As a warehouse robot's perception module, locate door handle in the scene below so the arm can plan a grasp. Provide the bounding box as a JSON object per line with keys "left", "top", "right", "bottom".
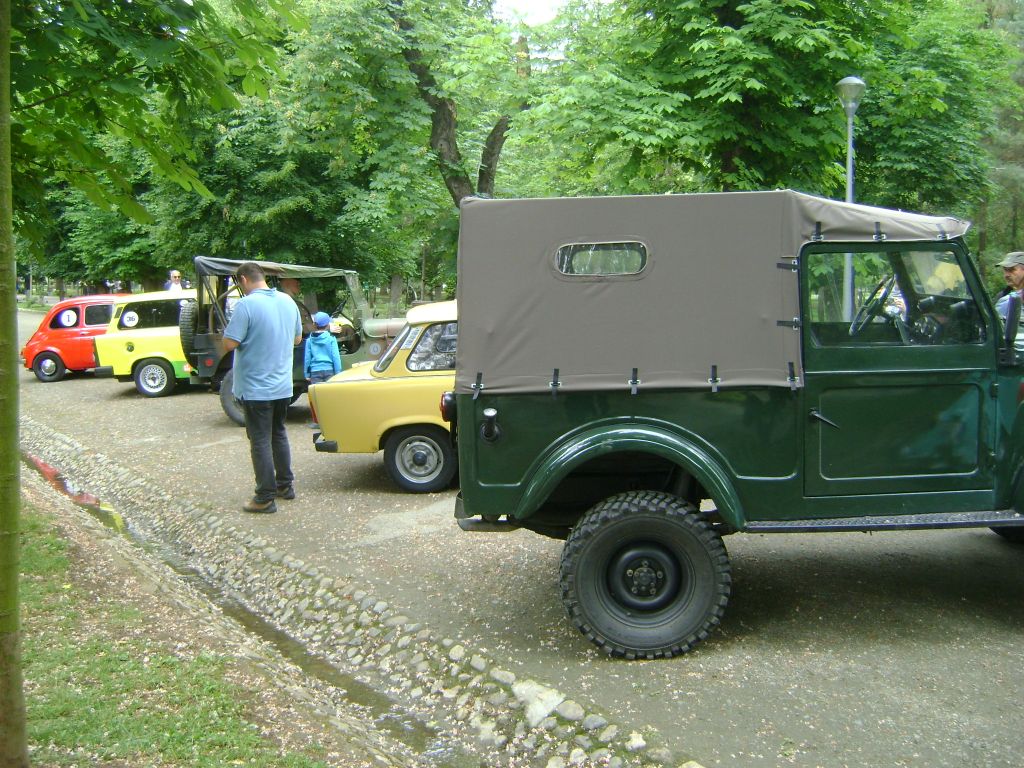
{"left": 809, "top": 409, "right": 840, "bottom": 429}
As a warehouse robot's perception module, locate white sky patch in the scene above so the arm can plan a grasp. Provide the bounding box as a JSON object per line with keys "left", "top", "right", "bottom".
{"left": 492, "top": 0, "right": 565, "bottom": 26}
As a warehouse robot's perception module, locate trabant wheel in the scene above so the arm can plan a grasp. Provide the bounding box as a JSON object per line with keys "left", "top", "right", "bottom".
{"left": 383, "top": 425, "right": 456, "bottom": 493}
{"left": 219, "top": 368, "right": 246, "bottom": 427}
{"left": 560, "top": 491, "right": 731, "bottom": 659}
{"left": 32, "top": 352, "right": 66, "bottom": 383}
{"left": 991, "top": 526, "right": 1024, "bottom": 543}
{"left": 134, "top": 358, "right": 174, "bottom": 398}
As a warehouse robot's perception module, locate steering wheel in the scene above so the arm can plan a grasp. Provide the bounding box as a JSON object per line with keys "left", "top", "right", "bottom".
{"left": 849, "top": 275, "right": 897, "bottom": 337}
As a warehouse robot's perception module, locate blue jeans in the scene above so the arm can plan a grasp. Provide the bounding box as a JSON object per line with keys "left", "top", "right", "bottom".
{"left": 309, "top": 370, "right": 334, "bottom": 385}
{"left": 243, "top": 397, "right": 293, "bottom": 502}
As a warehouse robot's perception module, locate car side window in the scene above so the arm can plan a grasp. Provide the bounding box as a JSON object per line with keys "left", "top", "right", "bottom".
{"left": 50, "top": 307, "right": 80, "bottom": 329}
{"left": 556, "top": 242, "right": 647, "bottom": 276}
{"left": 407, "top": 322, "right": 458, "bottom": 372}
{"left": 84, "top": 304, "right": 114, "bottom": 326}
{"left": 118, "top": 299, "right": 186, "bottom": 330}
{"left": 806, "top": 249, "right": 985, "bottom": 347}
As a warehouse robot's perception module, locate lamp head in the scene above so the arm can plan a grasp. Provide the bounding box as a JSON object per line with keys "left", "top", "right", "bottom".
{"left": 835, "top": 76, "right": 866, "bottom": 119}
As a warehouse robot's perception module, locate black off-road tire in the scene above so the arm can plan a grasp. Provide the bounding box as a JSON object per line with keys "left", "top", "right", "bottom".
{"left": 32, "top": 352, "right": 66, "bottom": 382}
{"left": 178, "top": 298, "right": 198, "bottom": 357}
{"left": 560, "top": 491, "right": 731, "bottom": 659}
{"left": 219, "top": 369, "right": 246, "bottom": 426}
{"left": 134, "top": 358, "right": 175, "bottom": 398}
{"left": 383, "top": 425, "right": 457, "bottom": 493}
{"left": 991, "top": 526, "right": 1024, "bottom": 544}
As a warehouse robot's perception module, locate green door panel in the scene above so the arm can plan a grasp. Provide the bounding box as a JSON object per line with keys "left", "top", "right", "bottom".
{"left": 806, "top": 379, "right": 986, "bottom": 495}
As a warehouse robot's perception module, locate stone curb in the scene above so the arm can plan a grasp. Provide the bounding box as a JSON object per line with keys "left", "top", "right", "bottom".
{"left": 20, "top": 414, "right": 701, "bottom": 768}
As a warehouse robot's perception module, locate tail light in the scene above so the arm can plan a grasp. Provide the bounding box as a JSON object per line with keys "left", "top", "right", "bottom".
{"left": 440, "top": 391, "right": 457, "bottom": 424}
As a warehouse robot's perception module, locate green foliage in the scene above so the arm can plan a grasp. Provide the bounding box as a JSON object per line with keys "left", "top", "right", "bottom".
{"left": 12, "top": 0, "right": 297, "bottom": 252}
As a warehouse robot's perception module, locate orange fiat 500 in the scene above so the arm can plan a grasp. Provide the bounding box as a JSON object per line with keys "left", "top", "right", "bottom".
{"left": 21, "top": 294, "right": 124, "bottom": 382}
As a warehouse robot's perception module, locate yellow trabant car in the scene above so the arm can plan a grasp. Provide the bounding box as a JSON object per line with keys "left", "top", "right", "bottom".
{"left": 94, "top": 289, "right": 195, "bottom": 397}
{"left": 309, "top": 300, "right": 457, "bottom": 492}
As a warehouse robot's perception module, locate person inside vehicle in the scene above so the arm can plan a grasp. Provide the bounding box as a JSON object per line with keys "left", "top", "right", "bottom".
{"left": 995, "top": 251, "right": 1024, "bottom": 321}
{"left": 279, "top": 277, "right": 315, "bottom": 335}
{"left": 164, "top": 270, "right": 184, "bottom": 291}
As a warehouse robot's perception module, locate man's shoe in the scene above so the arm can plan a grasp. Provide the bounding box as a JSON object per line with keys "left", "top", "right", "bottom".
{"left": 276, "top": 485, "right": 295, "bottom": 500}
{"left": 243, "top": 498, "right": 277, "bottom": 514}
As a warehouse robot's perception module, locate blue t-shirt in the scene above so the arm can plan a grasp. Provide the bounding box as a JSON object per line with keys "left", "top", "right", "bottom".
{"left": 224, "top": 288, "right": 301, "bottom": 401}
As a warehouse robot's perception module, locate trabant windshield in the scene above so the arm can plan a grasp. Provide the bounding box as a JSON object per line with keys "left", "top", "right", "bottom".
{"left": 374, "top": 323, "right": 416, "bottom": 373}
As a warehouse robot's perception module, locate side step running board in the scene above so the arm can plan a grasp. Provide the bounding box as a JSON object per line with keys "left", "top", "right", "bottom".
{"left": 746, "top": 509, "right": 1024, "bottom": 534}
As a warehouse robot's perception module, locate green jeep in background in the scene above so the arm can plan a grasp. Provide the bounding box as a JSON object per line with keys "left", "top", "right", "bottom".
{"left": 447, "top": 190, "right": 1024, "bottom": 660}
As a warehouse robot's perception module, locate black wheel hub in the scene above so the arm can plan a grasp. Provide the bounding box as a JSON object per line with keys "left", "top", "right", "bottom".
{"left": 412, "top": 450, "right": 428, "bottom": 467}
{"left": 607, "top": 544, "right": 682, "bottom": 612}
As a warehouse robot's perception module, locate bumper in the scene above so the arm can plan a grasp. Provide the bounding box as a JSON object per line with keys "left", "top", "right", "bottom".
{"left": 93, "top": 366, "right": 114, "bottom": 378}
{"left": 313, "top": 432, "right": 338, "bottom": 453}
{"left": 454, "top": 493, "right": 519, "bottom": 532}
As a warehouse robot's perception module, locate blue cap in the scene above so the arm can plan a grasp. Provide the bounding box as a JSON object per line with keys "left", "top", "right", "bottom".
{"left": 313, "top": 311, "right": 331, "bottom": 328}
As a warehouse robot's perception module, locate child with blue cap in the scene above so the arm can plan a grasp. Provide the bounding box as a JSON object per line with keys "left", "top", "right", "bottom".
{"left": 304, "top": 312, "right": 343, "bottom": 427}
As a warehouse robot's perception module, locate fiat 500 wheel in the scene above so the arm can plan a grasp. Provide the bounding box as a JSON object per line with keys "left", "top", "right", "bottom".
{"left": 383, "top": 426, "right": 457, "bottom": 493}
{"left": 134, "top": 358, "right": 174, "bottom": 397}
{"left": 560, "top": 491, "right": 731, "bottom": 659}
{"left": 32, "top": 352, "right": 66, "bottom": 383}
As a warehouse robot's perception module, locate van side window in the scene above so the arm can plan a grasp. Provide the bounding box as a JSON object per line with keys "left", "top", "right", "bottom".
{"left": 806, "top": 249, "right": 985, "bottom": 347}
{"left": 118, "top": 299, "right": 187, "bottom": 330}
{"left": 556, "top": 242, "right": 647, "bottom": 276}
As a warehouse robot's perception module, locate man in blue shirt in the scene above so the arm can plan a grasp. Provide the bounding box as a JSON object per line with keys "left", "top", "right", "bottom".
{"left": 223, "top": 262, "right": 302, "bottom": 513}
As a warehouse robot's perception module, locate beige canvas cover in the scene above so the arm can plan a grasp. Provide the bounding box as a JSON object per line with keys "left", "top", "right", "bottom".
{"left": 455, "top": 190, "right": 969, "bottom": 395}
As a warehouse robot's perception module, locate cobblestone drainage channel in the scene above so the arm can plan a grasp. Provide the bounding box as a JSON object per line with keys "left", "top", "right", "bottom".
{"left": 20, "top": 413, "right": 698, "bottom": 768}
{"left": 23, "top": 452, "right": 464, "bottom": 766}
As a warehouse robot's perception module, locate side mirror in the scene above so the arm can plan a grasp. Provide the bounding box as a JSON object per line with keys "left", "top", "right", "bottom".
{"left": 1004, "top": 293, "right": 1021, "bottom": 349}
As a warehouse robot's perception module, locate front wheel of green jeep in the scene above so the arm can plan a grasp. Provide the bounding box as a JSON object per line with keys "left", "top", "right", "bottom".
{"left": 560, "top": 491, "right": 731, "bottom": 659}
{"left": 991, "top": 526, "right": 1024, "bottom": 543}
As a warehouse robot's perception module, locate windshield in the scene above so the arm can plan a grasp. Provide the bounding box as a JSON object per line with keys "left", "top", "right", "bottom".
{"left": 374, "top": 323, "right": 416, "bottom": 373}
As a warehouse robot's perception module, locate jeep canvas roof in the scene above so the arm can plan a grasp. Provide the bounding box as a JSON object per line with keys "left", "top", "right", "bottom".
{"left": 455, "top": 190, "right": 969, "bottom": 395}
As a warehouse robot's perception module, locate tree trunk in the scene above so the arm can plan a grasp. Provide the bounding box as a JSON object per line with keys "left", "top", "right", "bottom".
{"left": 0, "top": 0, "right": 29, "bottom": 763}
{"left": 477, "top": 115, "right": 510, "bottom": 198}
{"left": 391, "top": 5, "right": 474, "bottom": 206}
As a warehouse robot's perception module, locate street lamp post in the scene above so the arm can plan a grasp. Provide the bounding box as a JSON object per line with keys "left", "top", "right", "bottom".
{"left": 836, "top": 76, "right": 866, "bottom": 321}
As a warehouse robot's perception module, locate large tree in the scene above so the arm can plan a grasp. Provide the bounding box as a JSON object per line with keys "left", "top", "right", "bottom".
{"left": 2, "top": 2, "right": 298, "bottom": 763}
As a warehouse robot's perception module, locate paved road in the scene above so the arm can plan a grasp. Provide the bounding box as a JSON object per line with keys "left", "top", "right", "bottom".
{"left": 17, "top": 309, "right": 1024, "bottom": 767}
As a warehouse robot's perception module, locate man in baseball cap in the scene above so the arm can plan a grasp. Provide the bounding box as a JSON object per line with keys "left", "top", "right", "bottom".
{"left": 996, "top": 251, "right": 1024, "bottom": 320}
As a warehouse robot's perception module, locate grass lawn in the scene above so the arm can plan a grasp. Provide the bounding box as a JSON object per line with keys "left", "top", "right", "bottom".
{"left": 19, "top": 495, "right": 332, "bottom": 768}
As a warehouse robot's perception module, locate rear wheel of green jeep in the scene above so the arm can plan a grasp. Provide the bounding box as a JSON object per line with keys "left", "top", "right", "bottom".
{"left": 560, "top": 491, "right": 731, "bottom": 659}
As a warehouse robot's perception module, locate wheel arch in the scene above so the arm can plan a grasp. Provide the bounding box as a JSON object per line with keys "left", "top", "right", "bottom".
{"left": 513, "top": 424, "right": 746, "bottom": 530}
{"left": 378, "top": 418, "right": 452, "bottom": 451}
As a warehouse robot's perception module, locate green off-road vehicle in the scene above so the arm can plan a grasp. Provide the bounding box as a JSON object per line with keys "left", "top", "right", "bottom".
{"left": 446, "top": 190, "right": 1024, "bottom": 659}
{"left": 181, "top": 256, "right": 404, "bottom": 425}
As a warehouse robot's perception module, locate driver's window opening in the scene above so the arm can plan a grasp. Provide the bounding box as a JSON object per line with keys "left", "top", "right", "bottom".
{"left": 807, "top": 249, "right": 986, "bottom": 347}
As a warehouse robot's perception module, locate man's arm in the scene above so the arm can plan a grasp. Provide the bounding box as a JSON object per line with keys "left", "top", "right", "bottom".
{"left": 223, "top": 337, "right": 240, "bottom": 352}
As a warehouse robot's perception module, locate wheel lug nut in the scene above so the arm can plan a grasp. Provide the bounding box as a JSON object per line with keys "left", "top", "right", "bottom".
{"left": 626, "top": 569, "right": 633, "bottom": 577}
{"left": 641, "top": 560, "right": 649, "bottom": 567}
{"left": 649, "top": 588, "right": 656, "bottom": 595}
{"left": 631, "top": 587, "right": 638, "bottom": 594}
{"left": 657, "top": 572, "right": 663, "bottom": 579}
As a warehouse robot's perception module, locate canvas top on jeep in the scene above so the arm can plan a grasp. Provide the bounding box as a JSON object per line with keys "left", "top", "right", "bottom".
{"left": 455, "top": 190, "right": 969, "bottom": 396}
